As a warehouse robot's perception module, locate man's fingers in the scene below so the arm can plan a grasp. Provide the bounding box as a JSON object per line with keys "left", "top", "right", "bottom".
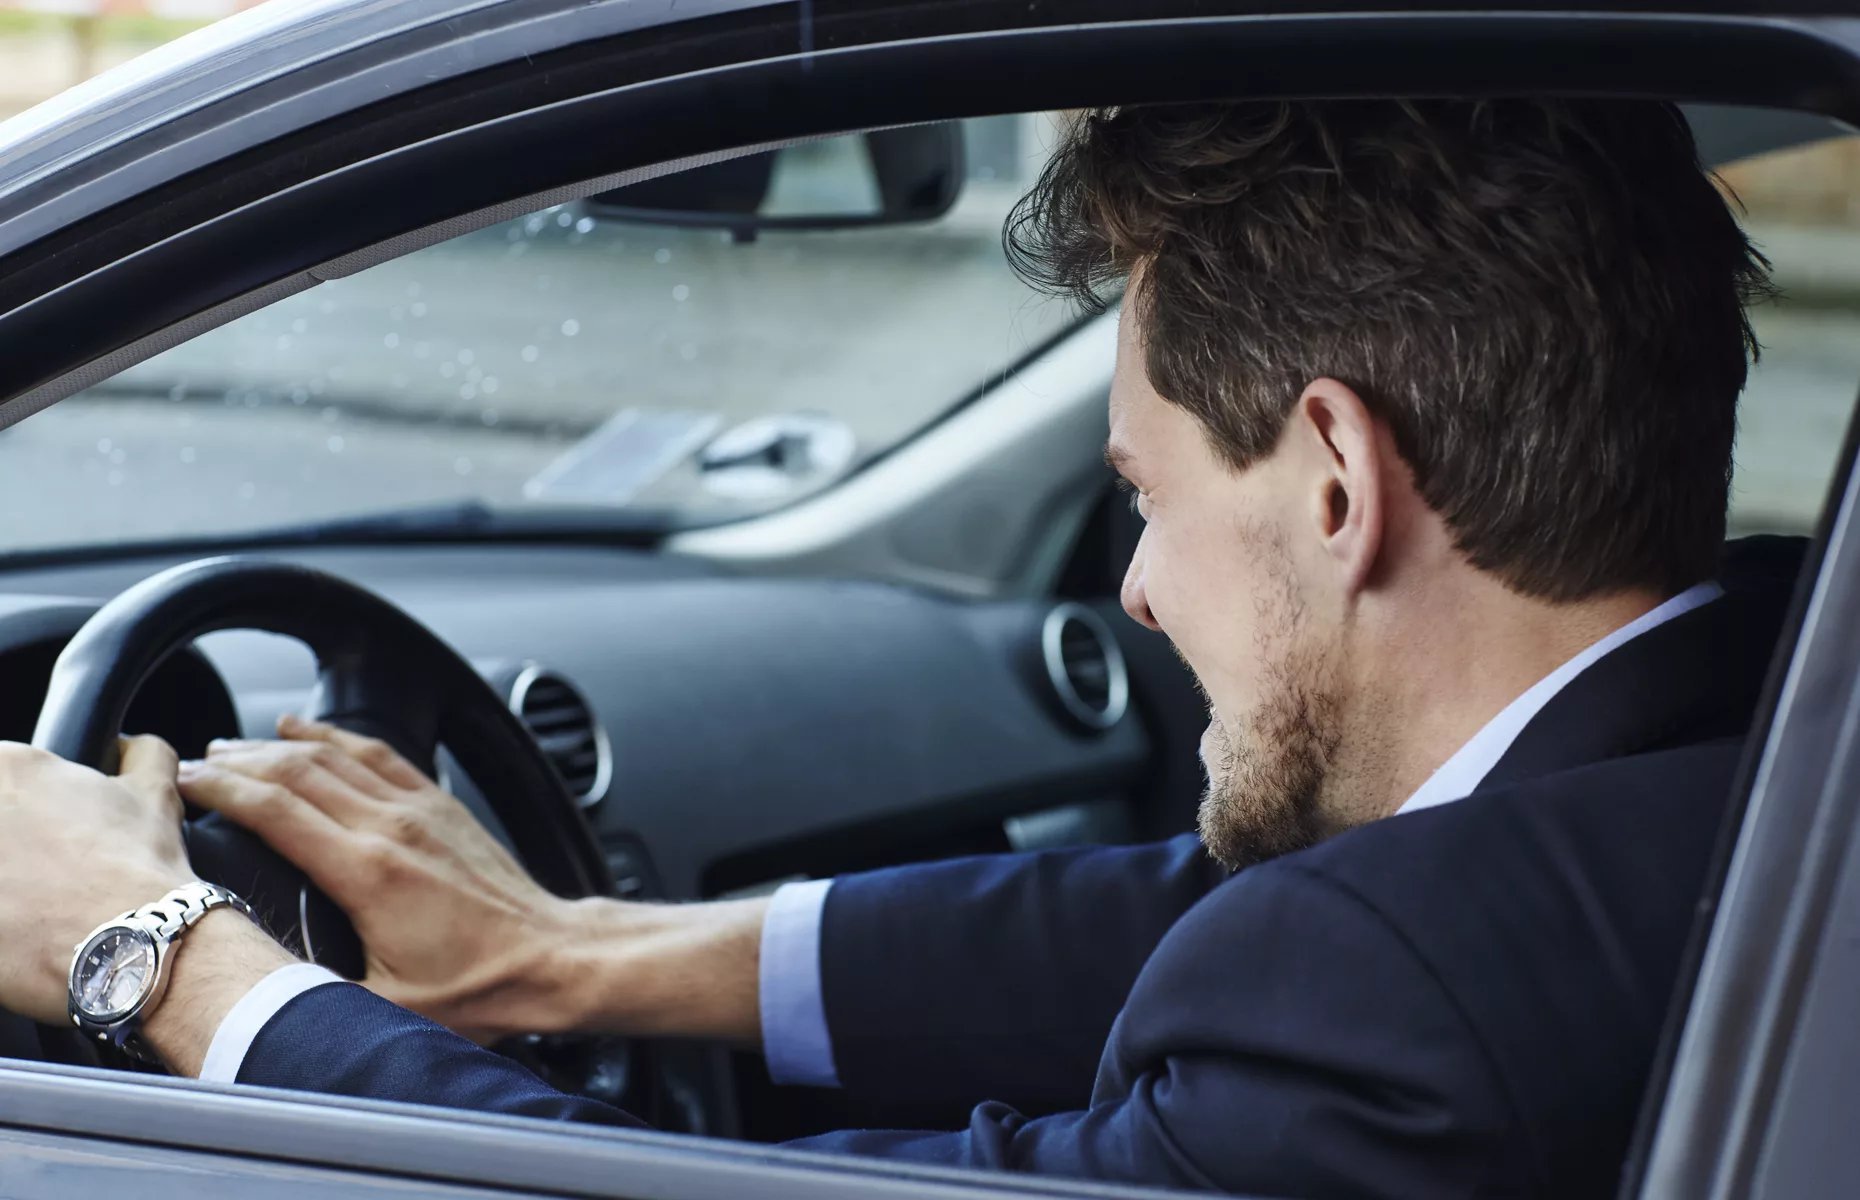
{"left": 118, "top": 734, "right": 179, "bottom": 784}
{"left": 117, "top": 735, "right": 182, "bottom": 822}
{"left": 197, "top": 744, "right": 381, "bottom": 826}
{"left": 176, "top": 763, "right": 364, "bottom": 898}
{"left": 207, "top": 732, "right": 403, "bottom": 804}
{"left": 276, "top": 714, "right": 432, "bottom": 792}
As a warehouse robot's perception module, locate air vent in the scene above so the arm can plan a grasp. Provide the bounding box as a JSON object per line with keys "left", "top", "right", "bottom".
{"left": 508, "top": 665, "right": 612, "bottom": 808}
{"left": 1040, "top": 603, "right": 1130, "bottom": 732}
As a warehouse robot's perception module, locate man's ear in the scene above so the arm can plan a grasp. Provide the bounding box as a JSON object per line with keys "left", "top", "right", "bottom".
{"left": 1290, "top": 378, "right": 1386, "bottom": 596}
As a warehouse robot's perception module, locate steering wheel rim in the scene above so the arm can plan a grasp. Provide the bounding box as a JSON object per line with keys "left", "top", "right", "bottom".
{"left": 26, "top": 556, "right": 614, "bottom": 1065}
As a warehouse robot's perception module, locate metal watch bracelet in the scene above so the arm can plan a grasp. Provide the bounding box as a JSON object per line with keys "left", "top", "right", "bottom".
{"left": 130, "top": 881, "right": 258, "bottom": 946}
{"left": 69, "top": 881, "right": 259, "bottom": 1063}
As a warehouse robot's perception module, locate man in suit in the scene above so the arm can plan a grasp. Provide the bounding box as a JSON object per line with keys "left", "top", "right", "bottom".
{"left": 0, "top": 99, "right": 1794, "bottom": 1197}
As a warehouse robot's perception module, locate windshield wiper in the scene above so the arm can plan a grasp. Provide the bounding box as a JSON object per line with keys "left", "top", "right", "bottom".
{"left": 195, "top": 499, "right": 683, "bottom": 544}
{"left": 271, "top": 500, "right": 633, "bottom": 538}
{"left": 0, "top": 500, "right": 680, "bottom": 569}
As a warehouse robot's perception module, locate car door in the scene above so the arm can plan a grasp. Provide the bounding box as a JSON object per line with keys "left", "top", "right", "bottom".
{"left": 1629, "top": 362, "right": 1860, "bottom": 1193}
{"left": 4, "top": 2, "right": 1860, "bottom": 1197}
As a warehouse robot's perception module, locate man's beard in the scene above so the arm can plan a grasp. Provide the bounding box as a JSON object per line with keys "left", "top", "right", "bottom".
{"left": 1194, "top": 557, "right": 1343, "bottom": 872}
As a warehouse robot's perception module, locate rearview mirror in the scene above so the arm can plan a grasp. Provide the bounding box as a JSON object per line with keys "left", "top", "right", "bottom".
{"left": 581, "top": 124, "right": 965, "bottom": 235}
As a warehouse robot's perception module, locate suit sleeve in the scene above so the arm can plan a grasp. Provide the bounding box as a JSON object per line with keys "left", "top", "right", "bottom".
{"left": 235, "top": 982, "right": 644, "bottom": 1128}
{"left": 818, "top": 834, "right": 1226, "bottom": 1115}
{"left": 792, "top": 862, "right": 1522, "bottom": 1198}
{"left": 238, "top": 837, "right": 1222, "bottom": 1125}
{"left": 237, "top": 860, "right": 1517, "bottom": 1197}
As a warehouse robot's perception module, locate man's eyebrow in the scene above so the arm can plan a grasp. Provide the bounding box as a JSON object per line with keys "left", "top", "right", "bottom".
{"left": 1103, "top": 442, "right": 1133, "bottom": 475}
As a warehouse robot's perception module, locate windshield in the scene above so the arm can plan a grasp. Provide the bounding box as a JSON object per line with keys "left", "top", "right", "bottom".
{"left": 4, "top": 108, "right": 1853, "bottom": 559}
{"left": 0, "top": 115, "right": 1076, "bottom": 553}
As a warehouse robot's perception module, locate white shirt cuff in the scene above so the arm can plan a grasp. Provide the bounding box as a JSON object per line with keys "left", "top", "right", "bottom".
{"left": 758, "top": 877, "right": 840, "bottom": 1088}
{"left": 197, "top": 961, "right": 346, "bottom": 1084}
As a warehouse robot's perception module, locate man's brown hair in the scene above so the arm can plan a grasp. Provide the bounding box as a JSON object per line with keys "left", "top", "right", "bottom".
{"left": 1005, "top": 100, "right": 1775, "bottom": 601}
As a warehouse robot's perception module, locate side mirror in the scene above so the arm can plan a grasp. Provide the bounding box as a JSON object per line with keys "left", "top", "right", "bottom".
{"left": 580, "top": 124, "right": 965, "bottom": 235}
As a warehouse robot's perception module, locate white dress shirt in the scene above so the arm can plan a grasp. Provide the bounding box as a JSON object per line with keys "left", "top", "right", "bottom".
{"left": 199, "top": 581, "right": 1723, "bottom": 1087}
{"left": 1395, "top": 581, "right": 1724, "bottom": 816}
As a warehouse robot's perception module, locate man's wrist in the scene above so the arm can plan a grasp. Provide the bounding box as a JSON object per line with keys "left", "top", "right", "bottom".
{"left": 534, "top": 895, "right": 767, "bottom": 1043}
{"left": 139, "top": 907, "right": 297, "bottom": 1077}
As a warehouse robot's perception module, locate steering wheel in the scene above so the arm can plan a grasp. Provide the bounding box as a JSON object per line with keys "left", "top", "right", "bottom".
{"left": 23, "top": 557, "right": 616, "bottom": 1075}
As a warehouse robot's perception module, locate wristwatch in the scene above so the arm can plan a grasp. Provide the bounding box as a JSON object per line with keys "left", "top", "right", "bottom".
{"left": 68, "top": 880, "right": 257, "bottom": 1063}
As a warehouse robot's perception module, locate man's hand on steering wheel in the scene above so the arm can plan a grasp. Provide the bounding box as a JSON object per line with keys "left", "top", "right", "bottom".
{"left": 0, "top": 736, "right": 202, "bottom": 1025}
{"left": 178, "top": 715, "right": 600, "bottom": 1044}
{"left": 180, "top": 715, "right": 774, "bottom": 1049}
{"left": 0, "top": 559, "right": 760, "bottom": 1076}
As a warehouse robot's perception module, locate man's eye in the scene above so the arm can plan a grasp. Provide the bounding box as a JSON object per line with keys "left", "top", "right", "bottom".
{"left": 1113, "top": 477, "right": 1146, "bottom": 519}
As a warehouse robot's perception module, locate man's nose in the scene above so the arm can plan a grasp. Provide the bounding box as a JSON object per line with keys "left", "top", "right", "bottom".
{"left": 1121, "top": 544, "right": 1162, "bottom": 633}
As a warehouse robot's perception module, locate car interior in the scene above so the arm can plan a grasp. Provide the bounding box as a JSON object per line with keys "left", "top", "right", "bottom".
{"left": 0, "top": 99, "right": 1847, "bottom": 1159}
{"left": 0, "top": 4, "right": 1858, "bottom": 1194}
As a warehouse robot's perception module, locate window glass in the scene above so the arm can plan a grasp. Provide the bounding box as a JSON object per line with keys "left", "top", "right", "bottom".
{"left": 0, "top": 115, "right": 1074, "bottom": 553}
{"left": 0, "top": 110, "right": 1846, "bottom": 555}
{"left": 1722, "top": 134, "right": 1860, "bottom": 533}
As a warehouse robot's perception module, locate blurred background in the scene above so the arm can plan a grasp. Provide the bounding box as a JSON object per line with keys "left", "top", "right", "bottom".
{"left": 0, "top": 1, "right": 1855, "bottom": 552}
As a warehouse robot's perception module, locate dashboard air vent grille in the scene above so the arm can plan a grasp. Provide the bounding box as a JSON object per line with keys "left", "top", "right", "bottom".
{"left": 508, "top": 666, "right": 612, "bottom": 807}
{"left": 1060, "top": 619, "right": 1113, "bottom": 709}
{"left": 1040, "top": 604, "right": 1130, "bottom": 733}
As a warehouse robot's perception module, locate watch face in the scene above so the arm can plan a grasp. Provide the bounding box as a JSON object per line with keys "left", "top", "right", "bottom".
{"left": 73, "top": 926, "right": 158, "bottom": 1021}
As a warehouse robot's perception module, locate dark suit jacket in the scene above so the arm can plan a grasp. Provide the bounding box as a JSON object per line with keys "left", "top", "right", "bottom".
{"left": 238, "top": 537, "right": 1802, "bottom": 1198}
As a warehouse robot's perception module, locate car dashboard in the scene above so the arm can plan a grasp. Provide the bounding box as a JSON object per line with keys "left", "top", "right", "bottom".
{"left": 0, "top": 541, "right": 1181, "bottom": 1138}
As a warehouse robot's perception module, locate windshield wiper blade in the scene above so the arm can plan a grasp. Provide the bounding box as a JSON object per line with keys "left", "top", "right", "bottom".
{"left": 0, "top": 500, "right": 679, "bottom": 570}
{"left": 215, "top": 499, "right": 679, "bottom": 544}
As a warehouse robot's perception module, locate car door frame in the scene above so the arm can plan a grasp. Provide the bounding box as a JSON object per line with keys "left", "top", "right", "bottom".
{"left": 0, "top": 1058, "right": 1196, "bottom": 1200}
{"left": 1630, "top": 321, "right": 1860, "bottom": 1193}
{"left": 3, "top": 3, "right": 1860, "bottom": 1198}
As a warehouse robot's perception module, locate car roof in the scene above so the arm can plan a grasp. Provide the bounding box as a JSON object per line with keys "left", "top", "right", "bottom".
{"left": 0, "top": 0, "right": 413, "bottom": 193}
{"left": 0, "top": 0, "right": 781, "bottom": 256}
